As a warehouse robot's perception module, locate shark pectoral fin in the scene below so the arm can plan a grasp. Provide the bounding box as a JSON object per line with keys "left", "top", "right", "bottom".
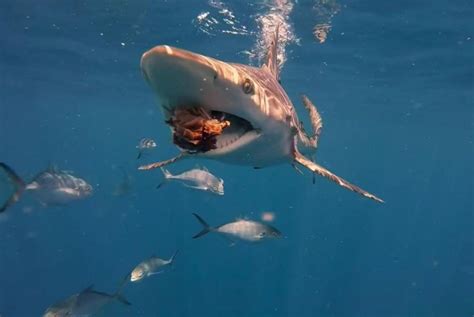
{"left": 293, "top": 152, "right": 384, "bottom": 203}
{"left": 138, "top": 152, "right": 187, "bottom": 171}
{"left": 300, "top": 95, "right": 323, "bottom": 149}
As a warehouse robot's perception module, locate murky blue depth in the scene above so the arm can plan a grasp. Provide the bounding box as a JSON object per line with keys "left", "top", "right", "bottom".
{"left": 0, "top": 1, "right": 472, "bottom": 316}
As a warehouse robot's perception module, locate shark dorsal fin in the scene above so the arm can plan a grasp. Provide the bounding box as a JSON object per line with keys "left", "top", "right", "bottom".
{"left": 263, "top": 24, "right": 280, "bottom": 81}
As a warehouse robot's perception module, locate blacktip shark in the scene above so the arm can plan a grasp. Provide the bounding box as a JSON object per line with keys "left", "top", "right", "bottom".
{"left": 138, "top": 26, "right": 383, "bottom": 203}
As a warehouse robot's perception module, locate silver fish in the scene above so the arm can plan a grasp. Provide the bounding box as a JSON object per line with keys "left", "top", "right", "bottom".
{"left": 0, "top": 163, "right": 93, "bottom": 212}
{"left": 130, "top": 250, "right": 178, "bottom": 282}
{"left": 43, "top": 284, "right": 130, "bottom": 317}
{"left": 136, "top": 138, "right": 157, "bottom": 159}
{"left": 192, "top": 213, "right": 281, "bottom": 243}
{"left": 158, "top": 166, "right": 224, "bottom": 195}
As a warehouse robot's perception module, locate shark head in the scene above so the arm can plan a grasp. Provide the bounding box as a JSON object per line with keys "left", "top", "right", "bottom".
{"left": 140, "top": 45, "right": 295, "bottom": 165}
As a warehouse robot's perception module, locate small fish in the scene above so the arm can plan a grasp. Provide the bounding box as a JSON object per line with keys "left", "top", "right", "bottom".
{"left": 130, "top": 250, "right": 178, "bottom": 282}
{"left": 43, "top": 284, "right": 130, "bottom": 317}
{"left": 192, "top": 213, "right": 281, "bottom": 243}
{"left": 136, "top": 138, "right": 157, "bottom": 159}
{"left": 157, "top": 166, "right": 224, "bottom": 195}
{"left": 0, "top": 163, "right": 93, "bottom": 213}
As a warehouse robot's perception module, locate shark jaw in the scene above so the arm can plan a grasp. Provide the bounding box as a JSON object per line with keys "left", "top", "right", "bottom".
{"left": 140, "top": 45, "right": 292, "bottom": 165}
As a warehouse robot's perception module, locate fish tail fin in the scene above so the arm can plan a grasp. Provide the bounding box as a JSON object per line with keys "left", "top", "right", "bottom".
{"left": 0, "top": 162, "right": 26, "bottom": 213}
{"left": 169, "top": 249, "right": 179, "bottom": 265}
{"left": 293, "top": 152, "right": 384, "bottom": 203}
{"left": 192, "top": 213, "right": 213, "bottom": 239}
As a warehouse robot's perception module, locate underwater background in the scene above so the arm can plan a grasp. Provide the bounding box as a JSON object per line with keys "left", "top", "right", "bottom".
{"left": 0, "top": 0, "right": 473, "bottom": 316}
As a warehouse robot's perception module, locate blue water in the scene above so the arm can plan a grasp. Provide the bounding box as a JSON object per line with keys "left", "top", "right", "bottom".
{"left": 0, "top": 1, "right": 473, "bottom": 316}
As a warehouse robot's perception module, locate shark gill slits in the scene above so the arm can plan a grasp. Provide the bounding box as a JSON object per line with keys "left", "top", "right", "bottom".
{"left": 242, "top": 78, "right": 255, "bottom": 94}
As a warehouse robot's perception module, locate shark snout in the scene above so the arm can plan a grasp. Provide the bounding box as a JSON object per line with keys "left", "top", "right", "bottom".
{"left": 140, "top": 45, "right": 218, "bottom": 97}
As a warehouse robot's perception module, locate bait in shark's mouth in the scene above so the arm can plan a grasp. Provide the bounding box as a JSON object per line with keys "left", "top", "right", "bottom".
{"left": 167, "top": 107, "right": 253, "bottom": 153}
{"left": 167, "top": 107, "right": 229, "bottom": 152}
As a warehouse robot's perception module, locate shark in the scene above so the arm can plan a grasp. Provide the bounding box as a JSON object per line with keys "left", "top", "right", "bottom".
{"left": 138, "top": 27, "right": 383, "bottom": 203}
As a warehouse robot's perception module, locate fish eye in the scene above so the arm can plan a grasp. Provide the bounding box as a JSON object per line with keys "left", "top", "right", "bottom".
{"left": 242, "top": 78, "right": 254, "bottom": 94}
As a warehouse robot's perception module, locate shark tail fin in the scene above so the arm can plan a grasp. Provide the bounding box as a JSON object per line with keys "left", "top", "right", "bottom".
{"left": 192, "top": 213, "right": 213, "bottom": 239}
{"left": 293, "top": 152, "right": 384, "bottom": 203}
{"left": 136, "top": 151, "right": 142, "bottom": 160}
{"left": 263, "top": 23, "right": 280, "bottom": 80}
{"left": 300, "top": 95, "right": 323, "bottom": 149}
{"left": 0, "top": 163, "right": 27, "bottom": 213}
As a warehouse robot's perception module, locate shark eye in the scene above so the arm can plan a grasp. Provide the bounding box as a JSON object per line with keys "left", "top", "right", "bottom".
{"left": 242, "top": 78, "right": 254, "bottom": 94}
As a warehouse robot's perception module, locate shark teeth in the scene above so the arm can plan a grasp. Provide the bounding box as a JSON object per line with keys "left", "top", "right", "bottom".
{"left": 215, "top": 129, "right": 247, "bottom": 149}
{"left": 214, "top": 112, "right": 253, "bottom": 149}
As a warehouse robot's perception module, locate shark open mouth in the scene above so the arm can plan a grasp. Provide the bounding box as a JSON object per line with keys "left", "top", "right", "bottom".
{"left": 166, "top": 107, "right": 254, "bottom": 153}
